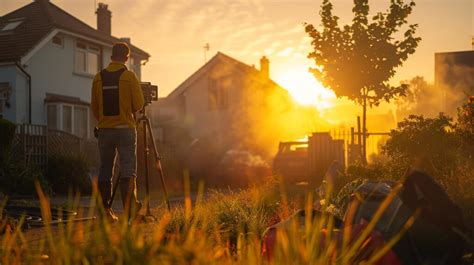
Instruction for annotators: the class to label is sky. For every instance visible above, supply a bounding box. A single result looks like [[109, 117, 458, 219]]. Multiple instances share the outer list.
[[1, 0, 473, 99]]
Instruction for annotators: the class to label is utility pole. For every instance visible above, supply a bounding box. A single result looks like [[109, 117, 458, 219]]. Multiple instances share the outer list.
[[203, 43, 210, 64]]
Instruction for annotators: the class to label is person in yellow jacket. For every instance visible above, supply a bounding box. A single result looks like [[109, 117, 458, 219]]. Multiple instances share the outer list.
[[91, 42, 144, 222]]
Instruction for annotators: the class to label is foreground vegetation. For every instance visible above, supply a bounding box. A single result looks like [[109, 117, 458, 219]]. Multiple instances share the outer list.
[[0, 94, 472, 265], [1, 178, 420, 265]]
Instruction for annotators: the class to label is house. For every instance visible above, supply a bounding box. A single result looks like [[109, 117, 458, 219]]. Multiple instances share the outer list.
[[0, 0, 150, 138], [149, 52, 321, 183], [150, 52, 318, 186], [150, 52, 314, 183], [435, 49, 474, 115]]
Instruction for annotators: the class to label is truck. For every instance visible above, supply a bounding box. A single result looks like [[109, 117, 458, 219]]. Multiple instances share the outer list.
[[273, 132, 345, 184]]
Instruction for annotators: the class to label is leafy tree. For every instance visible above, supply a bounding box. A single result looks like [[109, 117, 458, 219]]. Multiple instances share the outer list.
[[305, 0, 421, 162], [455, 97, 474, 161]]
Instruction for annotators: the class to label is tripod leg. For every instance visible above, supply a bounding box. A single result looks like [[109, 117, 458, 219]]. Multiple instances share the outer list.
[[145, 118, 171, 212], [143, 120, 153, 217]]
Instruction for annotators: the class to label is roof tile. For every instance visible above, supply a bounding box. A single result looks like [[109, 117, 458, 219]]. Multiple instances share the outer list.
[[0, 1, 149, 62]]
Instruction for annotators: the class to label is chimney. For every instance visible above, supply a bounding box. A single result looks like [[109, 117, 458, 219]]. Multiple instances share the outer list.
[[96, 3, 111, 35], [260, 56, 269, 78]]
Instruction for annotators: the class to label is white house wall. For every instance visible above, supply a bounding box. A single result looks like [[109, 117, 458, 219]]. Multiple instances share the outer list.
[[25, 35, 80, 124], [23, 33, 115, 125], [103, 48, 112, 69], [14, 69, 28, 123], [101, 49, 141, 80]]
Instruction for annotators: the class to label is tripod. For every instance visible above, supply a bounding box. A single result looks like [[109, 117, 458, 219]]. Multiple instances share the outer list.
[[109, 106, 171, 221]]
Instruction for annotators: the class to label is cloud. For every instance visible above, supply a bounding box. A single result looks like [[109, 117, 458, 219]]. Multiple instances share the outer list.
[[276, 47, 294, 57]]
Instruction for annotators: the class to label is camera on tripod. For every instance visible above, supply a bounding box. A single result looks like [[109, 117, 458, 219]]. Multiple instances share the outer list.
[[140, 82, 158, 105]]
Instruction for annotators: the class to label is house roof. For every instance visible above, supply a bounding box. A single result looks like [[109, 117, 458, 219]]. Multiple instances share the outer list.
[[0, 0, 150, 63], [168, 52, 286, 99]]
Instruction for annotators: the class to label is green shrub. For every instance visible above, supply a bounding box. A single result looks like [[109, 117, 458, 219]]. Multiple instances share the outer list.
[[383, 113, 459, 184], [455, 99, 474, 163], [0, 157, 51, 196], [345, 163, 389, 181], [0, 119, 16, 164], [166, 183, 280, 247], [0, 120, 52, 196], [381, 111, 473, 192], [46, 154, 91, 194], [370, 108, 474, 234]]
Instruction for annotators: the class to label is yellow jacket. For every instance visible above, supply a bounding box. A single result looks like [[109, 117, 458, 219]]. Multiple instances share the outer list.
[[91, 62, 144, 128]]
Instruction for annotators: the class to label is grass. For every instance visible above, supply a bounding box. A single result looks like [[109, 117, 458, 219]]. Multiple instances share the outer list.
[[0, 177, 447, 264]]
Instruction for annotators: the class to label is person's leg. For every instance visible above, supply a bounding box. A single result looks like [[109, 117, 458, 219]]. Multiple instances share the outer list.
[[98, 129, 118, 221], [117, 128, 141, 218]]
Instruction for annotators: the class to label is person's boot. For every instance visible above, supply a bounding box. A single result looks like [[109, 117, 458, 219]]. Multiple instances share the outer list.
[[104, 208, 119, 223], [98, 180, 112, 208], [120, 177, 142, 219], [98, 181, 118, 223]]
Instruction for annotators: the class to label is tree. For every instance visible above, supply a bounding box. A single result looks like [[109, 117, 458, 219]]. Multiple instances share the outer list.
[[305, 0, 421, 162], [455, 97, 474, 161]]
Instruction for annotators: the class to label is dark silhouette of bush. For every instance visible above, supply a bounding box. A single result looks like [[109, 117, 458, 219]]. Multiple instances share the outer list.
[[0, 119, 16, 164], [0, 157, 51, 196], [47, 154, 91, 194]]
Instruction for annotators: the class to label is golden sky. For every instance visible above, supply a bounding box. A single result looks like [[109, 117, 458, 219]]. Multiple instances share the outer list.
[[1, 0, 473, 99]]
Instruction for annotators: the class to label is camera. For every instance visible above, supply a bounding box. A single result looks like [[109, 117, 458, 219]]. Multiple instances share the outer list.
[[140, 82, 158, 105]]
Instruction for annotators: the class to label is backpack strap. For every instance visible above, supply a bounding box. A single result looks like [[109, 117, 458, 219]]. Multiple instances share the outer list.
[[100, 68, 126, 116]]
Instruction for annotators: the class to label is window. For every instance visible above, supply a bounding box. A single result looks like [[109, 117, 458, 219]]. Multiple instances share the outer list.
[[74, 106, 88, 139], [62, 105, 72, 133], [75, 41, 100, 75], [1, 21, 22, 31], [46, 103, 90, 138], [87, 52, 99, 74], [75, 49, 86, 72], [47, 105, 58, 129], [52, 35, 63, 47], [0, 83, 11, 118], [208, 78, 230, 110]]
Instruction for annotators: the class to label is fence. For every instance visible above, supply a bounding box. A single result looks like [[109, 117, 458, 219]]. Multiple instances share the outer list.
[[12, 124, 48, 169], [11, 124, 99, 170], [327, 127, 390, 165], [48, 129, 82, 157], [308, 132, 345, 179]]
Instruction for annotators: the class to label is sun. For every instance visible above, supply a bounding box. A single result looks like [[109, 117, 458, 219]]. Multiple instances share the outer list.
[[275, 69, 336, 110]]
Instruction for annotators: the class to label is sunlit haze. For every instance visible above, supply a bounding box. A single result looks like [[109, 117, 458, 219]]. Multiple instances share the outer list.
[[274, 64, 336, 110], [1, 0, 472, 134]]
